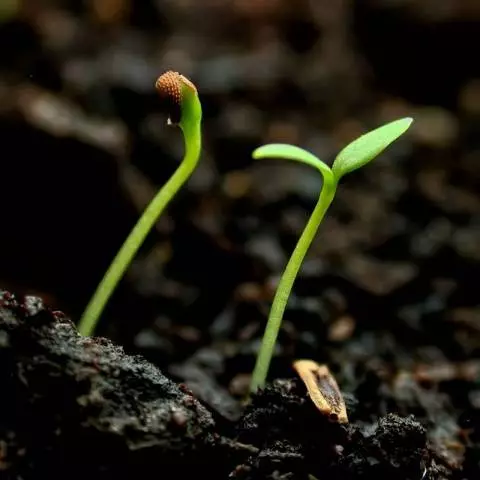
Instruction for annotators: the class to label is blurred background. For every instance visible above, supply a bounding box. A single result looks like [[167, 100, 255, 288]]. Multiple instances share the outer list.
[[0, 0, 478, 369]]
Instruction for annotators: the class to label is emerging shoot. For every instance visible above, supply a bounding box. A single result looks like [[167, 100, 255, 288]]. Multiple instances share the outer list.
[[78, 71, 202, 337], [250, 117, 413, 392]]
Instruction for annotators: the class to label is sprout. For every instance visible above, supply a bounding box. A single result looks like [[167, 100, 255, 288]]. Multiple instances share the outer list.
[[78, 71, 203, 337], [250, 118, 413, 393]]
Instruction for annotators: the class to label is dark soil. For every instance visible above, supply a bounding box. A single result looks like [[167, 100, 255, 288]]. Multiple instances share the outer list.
[[0, 291, 446, 479], [0, 0, 479, 479]]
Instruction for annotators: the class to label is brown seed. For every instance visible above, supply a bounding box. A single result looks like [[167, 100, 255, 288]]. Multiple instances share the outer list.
[[155, 71, 196, 125], [293, 359, 348, 424]]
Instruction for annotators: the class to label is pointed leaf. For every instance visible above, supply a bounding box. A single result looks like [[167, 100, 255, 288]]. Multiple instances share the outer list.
[[253, 143, 332, 178], [332, 117, 413, 180]]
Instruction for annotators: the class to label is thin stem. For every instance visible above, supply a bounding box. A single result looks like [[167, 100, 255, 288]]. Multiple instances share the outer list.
[[250, 178, 337, 392], [78, 121, 201, 337]]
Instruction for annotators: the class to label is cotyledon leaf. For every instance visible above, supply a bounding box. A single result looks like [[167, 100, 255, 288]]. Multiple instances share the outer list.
[[332, 117, 413, 180], [253, 143, 332, 178]]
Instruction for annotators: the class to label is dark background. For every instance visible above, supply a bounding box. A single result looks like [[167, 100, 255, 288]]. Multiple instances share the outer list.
[[0, 0, 478, 358]]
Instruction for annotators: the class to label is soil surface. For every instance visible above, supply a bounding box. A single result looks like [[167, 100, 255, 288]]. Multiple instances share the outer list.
[[0, 291, 450, 479], [0, 1, 479, 479]]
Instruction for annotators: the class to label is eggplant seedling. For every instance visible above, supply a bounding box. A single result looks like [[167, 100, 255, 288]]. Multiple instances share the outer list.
[[249, 117, 413, 393], [78, 71, 202, 337]]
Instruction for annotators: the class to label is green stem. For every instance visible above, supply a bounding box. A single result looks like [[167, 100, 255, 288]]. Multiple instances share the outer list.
[[78, 120, 201, 337], [250, 176, 337, 392]]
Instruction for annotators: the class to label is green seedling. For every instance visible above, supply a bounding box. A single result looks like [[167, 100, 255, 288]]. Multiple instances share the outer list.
[[249, 117, 413, 393], [78, 71, 202, 337]]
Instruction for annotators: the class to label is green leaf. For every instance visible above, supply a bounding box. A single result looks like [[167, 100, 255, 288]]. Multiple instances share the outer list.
[[253, 143, 332, 178], [331, 117, 413, 180]]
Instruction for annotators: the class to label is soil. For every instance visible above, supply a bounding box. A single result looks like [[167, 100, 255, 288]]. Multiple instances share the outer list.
[[0, 291, 449, 479], [0, 1, 479, 479]]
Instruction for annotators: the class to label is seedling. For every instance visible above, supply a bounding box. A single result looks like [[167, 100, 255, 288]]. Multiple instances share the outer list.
[[249, 118, 413, 392], [78, 71, 202, 337]]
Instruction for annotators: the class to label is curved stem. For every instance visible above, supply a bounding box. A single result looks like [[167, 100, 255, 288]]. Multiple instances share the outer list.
[[250, 174, 337, 393], [78, 121, 201, 337]]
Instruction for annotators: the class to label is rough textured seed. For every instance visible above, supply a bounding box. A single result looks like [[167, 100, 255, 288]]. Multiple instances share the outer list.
[[293, 359, 348, 424], [155, 71, 196, 125]]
